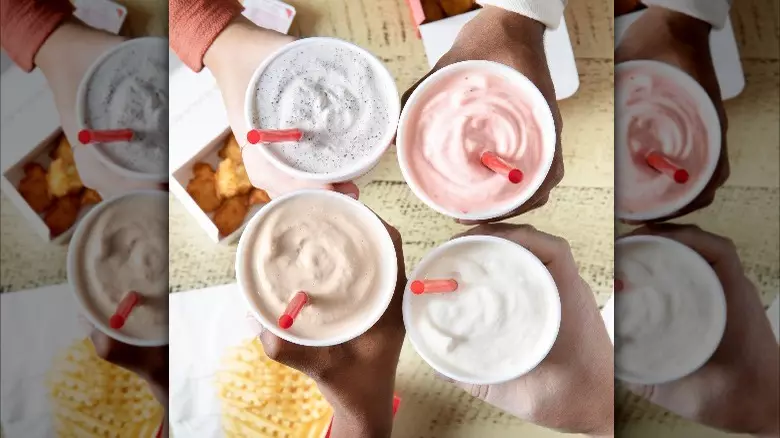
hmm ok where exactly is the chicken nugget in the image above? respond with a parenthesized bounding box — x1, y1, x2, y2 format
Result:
(192, 162, 215, 180)
(47, 157, 84, 197)
(214, 195, 249, 237)
(19, 163, 52, 213)
(218, 135, 243, 163)
(439, 0, 474, 16)
(44, 194, 80, 237)
(187, 176, 222, 213)
(80, 188, 102, 206)
(248, 188, 271, 206)
(216, 158, 252, 199)
(422, 0, 445, 21)
(49, 135, 74, 162)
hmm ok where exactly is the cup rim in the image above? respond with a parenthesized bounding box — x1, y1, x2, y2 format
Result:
(613, 234, 727, 385)
(402, 235, 561, 385)
(235, 190, 399, 347)
(242, 37, 401, 184)
(75, 36, 168, 184)
(615, 60, 723, 221)
(396, 60, 557, 221)
(66, 189, 169, 347)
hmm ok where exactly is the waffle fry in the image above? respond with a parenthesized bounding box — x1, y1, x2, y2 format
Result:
(47, 338, 164, 438)
(216, 338, 333, 438)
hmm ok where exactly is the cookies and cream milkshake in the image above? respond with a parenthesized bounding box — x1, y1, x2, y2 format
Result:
(397, 60, 556, 220)
(237, 191, 398, 346)
(615, 61, 720, 219)
(615, 236, 726, 383)
(68, 191, 168, 344)
(79, 37, 168, 179)
(245, 38, 399, 179)
(404, 236, 560, 384)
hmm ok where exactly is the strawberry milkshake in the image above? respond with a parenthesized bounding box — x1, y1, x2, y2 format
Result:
(397, 60, 556, 221)
(236, 191, 398, 347)
(616, 61, 721, 220)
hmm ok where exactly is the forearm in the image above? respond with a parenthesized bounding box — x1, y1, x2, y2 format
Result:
(329, 408, 393, 438)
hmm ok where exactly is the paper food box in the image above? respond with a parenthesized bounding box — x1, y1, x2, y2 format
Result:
(403, 0, 580, 100)
(169, 0, 296, 245)
(615, 4, 744, 100)
(0, 0, 126, 244)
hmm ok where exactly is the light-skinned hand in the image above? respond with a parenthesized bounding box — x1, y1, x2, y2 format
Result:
(203, 16, 359, 199)
(623, 224, 779, 437)
(440, 223, 614, 437)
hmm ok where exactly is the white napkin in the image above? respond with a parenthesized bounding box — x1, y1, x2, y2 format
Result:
(0, 284, 86, 438)
(169, 283, 256, 437)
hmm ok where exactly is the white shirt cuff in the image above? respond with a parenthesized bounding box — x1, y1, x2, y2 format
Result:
(477, 0, 567, 29)
(641, 0, 732, 29)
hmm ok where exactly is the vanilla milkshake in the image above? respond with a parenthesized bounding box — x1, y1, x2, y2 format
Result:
(68, 191, 168, 345)
(78, 37, 168, 180)
(403, 236, 560, 384)
(616, 61, 721, 220)
(615, 236, 726, 384)
(236, 191, 398, 346)
(244, 37, 399, 183)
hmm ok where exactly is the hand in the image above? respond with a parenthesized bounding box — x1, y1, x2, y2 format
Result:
(615, 7, 730, 221)
(440, 224, 614, 436)
(248, 219, 406, 438)
(401, 6, 564, 224)
(79, 317, 168, 407)
(203, 16, 359, 199)
(623, 224, 779, 437)
(33, 18, 162, 198)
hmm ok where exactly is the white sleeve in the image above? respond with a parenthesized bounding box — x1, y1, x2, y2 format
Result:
(641, 0, 733, 29)
(476, 0, 567, 29)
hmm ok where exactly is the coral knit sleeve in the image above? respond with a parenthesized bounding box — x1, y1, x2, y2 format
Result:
(0, 0, 74, 72)
(169, 0, 245, 72)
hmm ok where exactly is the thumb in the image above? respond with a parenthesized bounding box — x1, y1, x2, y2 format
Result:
(332, 182, 359, 200)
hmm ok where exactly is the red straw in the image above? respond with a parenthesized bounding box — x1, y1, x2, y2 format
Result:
(410, 279, 458, 295)
(247, 129, 303, 144)
(614, 279, 625, 292)
(646, 152, 689, 184)
(278, 291, 309, 330)
(480, 151, 523, 184)
(78, 129, 134, 144)
(109, 291, 141, 329)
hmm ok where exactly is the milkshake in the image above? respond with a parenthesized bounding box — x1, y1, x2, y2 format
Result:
(67, 191, 168, 346)
(236, 190, 398, 347)
(244, 38, 400, 183)
(397, 60, 557, 221)
(616, 61, 721, 221)
(403, 236, 561, 384)
(77, 37, 168, 181)
(615, 235, 726, 384)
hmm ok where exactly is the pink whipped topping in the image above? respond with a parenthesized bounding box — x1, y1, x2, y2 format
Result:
(616, 64, 712, 216)
(401, 67, 545, 214)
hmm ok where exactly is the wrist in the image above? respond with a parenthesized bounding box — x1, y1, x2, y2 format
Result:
(645, 6, 711, 43)
(477, 5, 545, 44)
(330, 406, 392, 438)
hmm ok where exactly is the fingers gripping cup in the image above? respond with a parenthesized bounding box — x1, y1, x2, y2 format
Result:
(236, 190, 399, 347)
(67, 191, 168, 347)
(76, 37, 168, 183)
(403, 236, 561, 385)
(615, 61, 721, 221)
(615, 236, 726, 384)
(397, 60, 557, 221)
(243, 37, 401, 184)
